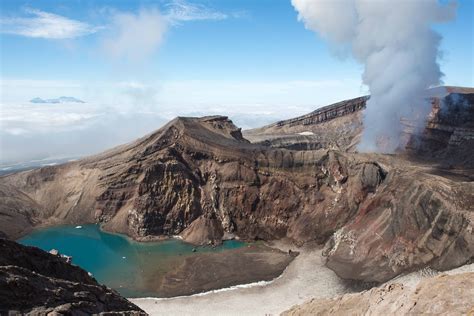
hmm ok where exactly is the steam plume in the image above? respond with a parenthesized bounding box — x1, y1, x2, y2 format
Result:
(291, 0, 456, 152)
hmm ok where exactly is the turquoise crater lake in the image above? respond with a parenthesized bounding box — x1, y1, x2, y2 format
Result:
(19, 224, 245, 297)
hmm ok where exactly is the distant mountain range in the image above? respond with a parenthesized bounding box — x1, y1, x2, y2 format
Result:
(30, 96, 85, 104)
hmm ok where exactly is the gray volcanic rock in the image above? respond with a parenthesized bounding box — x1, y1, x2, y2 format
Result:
(0, 239, 145, 314)
(283, 272, 474, 315)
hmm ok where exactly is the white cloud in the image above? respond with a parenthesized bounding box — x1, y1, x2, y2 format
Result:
(165, 0, 228, 23)
(100, 1, 232, 61)
(0, 8, 99, 39)
(101, 8, 168, 61)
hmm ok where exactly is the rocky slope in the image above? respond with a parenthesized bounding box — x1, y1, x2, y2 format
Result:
(322, 153, 474, 282)
(0, 238, 145, 314)
(1, 116, 387, 247)
(0, 88, 473, 284)
(0, 183, 42, 239)
(243, 96, 367, 152)
(282, 272, 474, 315)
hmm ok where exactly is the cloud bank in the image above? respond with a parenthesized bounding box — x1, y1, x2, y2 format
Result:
(292, 0, 456, 153)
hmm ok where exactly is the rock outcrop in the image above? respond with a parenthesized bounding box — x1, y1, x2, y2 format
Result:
(322, 153, 474, 282)
(0, 238, 145, 314)
(406, 90, 474, 168)
(0, 88, 473, 284)
(245, 87, 474, 166)
(282, 272, 474, 315)
(244, 96, 367, 152)
(0, 184, 41, 239)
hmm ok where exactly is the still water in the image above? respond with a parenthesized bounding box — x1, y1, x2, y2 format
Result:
(19, 224, 244, 297)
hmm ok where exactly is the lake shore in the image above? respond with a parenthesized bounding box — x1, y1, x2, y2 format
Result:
(131, 242, 353, 315)
(18, 224, 295, 299)
(151, 243, 296, 298)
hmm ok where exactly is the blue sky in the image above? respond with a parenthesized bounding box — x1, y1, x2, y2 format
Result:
(1, 0, 471, 83)
(1, 0, 362, 81)
(0, 0, 473, 164)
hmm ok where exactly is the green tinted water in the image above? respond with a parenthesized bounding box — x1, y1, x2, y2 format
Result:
(19, 224, 244, 297)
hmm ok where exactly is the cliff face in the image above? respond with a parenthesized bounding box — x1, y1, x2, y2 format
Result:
(245, 88, 474, 168)
(0, 239, 145, 314)
(406, 91, 474, 168)
(1, 116, 383, 247)
(1, 89, 473, 284)
(322, 154, 474, 282)
(283, 272, 474, 316)
(0, 184, 41, 239)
